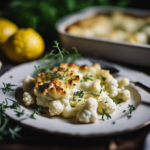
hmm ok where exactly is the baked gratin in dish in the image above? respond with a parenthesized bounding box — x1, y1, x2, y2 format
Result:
(67, 12, 150, 45)
(22, 63, 130, 124)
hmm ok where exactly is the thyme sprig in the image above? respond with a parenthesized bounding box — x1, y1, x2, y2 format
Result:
(0, 99, 22, 140)
(1, 83, 16, 94)
(14, 110, 25, 117)
(102, 109, 111, 121)
(34, 41, 81, 77)
(48, 71, 64, 80)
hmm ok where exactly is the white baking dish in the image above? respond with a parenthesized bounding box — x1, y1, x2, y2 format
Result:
(56, 6, 150, 67)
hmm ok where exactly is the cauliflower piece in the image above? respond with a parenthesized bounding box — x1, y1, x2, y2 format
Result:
(75, 99, 85, 111)
(98, 96, 116, 114)
(128, 32, 148, 44)
(61, 105, 78, 118)
(49, 100, 64, 116)
(116, 89, 130, 102)
(105, 78, 118, 98)
(76, 97, 98, 123)
(22, 75, 35, 92)
(23, 92, 35, 106)
(91, 79, 101, 93)
(118, 77, 130, 88)
(99, 69, 113, 83)
(36, 96, 51, 107)
(80, 80, 93, 91)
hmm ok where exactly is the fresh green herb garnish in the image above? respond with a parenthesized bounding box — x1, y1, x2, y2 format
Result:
(6, 98, 21, 110)
(90, 92, 100, 97)
(102, 109, 111, 121)
(8, 126, 22, 139)
(112, 121, 115, 124)
(105, 101, 108, 103)
(78, 100, 81, 102)
(34, 41, 81, 77)
(100, 75, 106, 81)
(9, 76, 13, 78)
(127, 114, 132, 119)
(73, 91, 84, 98)
(1, 83, 16, 94)
(128, 104, 136, 114)
(0, 99, 22, 140)
(123, 110, 126, 113)
(48, 71, 64, 80)
(83, 76, 93, 82)
(72, 98, 76, 101)
(89, 75, 93, 77)
(112, 98, 120, 105)
(14, 110, 25, 117)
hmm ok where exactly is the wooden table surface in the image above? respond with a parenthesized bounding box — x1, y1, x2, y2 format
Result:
(0, 51, 150, 150)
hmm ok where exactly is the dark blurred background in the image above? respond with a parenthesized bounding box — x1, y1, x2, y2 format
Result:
(0, 0, 150, 48)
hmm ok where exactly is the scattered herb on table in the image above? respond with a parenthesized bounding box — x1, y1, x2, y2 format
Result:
(1, 83, 16, 94)
(14, 110, 25, 117)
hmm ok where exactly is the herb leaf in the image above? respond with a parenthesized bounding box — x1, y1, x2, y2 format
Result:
(128, 104, 136, 114)
(48, 71, 64, 80)
(100, 75, 106, 81)
(73, 91, 84, 98)
(1, 83, 16, 94)
(83, 76, 93, 82)
(14, 110, 25, 117)
(90, 92, 100, 97)
(102, 109, 111, 121)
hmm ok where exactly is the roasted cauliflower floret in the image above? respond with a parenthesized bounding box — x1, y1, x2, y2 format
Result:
(105, 78, 118, 98)
(116, 89, 131, 102)
(23, 92, 35, 106)
(118, 77, 130, 88)
(91, 79, 101, 93)
(98, 96, 116, 114)
(49, 100, 64, 116)
(76, 97, 98, 123)
(22, 75, 35, 92)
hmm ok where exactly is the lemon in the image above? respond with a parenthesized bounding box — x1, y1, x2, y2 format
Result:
(2, 28, 45, 63)
(0, 18, 18, 45)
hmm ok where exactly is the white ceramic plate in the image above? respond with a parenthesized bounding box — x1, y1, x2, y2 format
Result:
(0, 59, 150, 137)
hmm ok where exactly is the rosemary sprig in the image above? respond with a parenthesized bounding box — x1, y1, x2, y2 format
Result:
(102, 109, 111, 121)
(1, 83, 16, 94)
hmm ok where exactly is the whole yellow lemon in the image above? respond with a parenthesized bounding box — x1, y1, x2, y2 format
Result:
(2, 28, 45, 63)
(0, 18, 18, 45)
